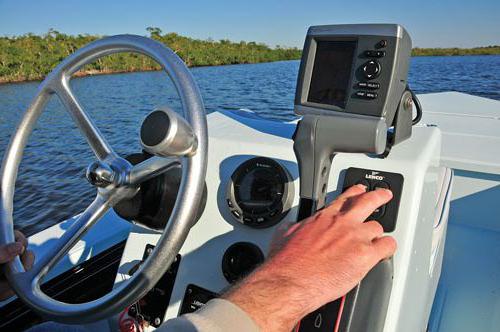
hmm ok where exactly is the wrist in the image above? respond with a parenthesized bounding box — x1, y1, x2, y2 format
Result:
(223, 263, 311, 331)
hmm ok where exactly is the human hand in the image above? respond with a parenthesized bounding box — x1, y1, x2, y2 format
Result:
(223, 184, 396, 331)
(0, 230, 35, 301)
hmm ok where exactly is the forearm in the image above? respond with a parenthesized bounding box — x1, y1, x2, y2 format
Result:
(159, 298, 260, 332)
(223, 263, 313, 332)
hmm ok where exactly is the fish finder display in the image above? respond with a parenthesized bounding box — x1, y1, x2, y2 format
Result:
(307, 40, 357, 108)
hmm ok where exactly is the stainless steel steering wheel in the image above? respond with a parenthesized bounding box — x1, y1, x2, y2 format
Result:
(0, 35, 208, 323)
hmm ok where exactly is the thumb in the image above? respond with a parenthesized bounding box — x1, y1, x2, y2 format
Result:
(0, 242, 24, 264)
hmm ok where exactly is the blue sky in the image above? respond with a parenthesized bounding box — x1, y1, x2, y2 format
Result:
(0, 0, 499, 48)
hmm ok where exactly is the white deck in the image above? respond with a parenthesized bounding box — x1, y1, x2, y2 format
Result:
(419, 93, 500, 331)
(419, 92, 500, 174)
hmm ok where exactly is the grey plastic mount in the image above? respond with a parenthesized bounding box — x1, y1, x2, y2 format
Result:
(388, 90, 413, 150)
(306, 23, 405, 38)
(293, 114, 387, 205)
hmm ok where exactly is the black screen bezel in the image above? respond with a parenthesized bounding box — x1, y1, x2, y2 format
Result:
(306, 39, 358, 109)
(299, 36, 359, 112)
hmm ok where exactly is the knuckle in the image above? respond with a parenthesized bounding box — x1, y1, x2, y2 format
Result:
(376, 236, 398, 256)
(353, 242, 371, 257)
(311, 211, 324, 222)
(373, 189, 393, 202)
(336, 223, 356, 240)
(330, 214, 343, 225)
(366, 220, 384, 234)
(343, 231, 356, 243)
(345, 184, 366, 195)
(364, 190, 387, 204)
(385, 237, 398, 250)
(356, 245, 375, 266)
(359, 243, 372, 256)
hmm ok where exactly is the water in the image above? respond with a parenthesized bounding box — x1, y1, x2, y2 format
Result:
(0, 55, 499, 236)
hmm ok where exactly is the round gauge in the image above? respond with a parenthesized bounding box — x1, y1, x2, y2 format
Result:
(226, 157, 294, 228)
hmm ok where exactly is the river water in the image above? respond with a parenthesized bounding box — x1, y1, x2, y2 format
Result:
(0, 55, 499, 235)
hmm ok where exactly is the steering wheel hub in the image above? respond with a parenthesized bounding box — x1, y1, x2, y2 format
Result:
(86, 157, 135, 188)
(86, 160, 117, 187)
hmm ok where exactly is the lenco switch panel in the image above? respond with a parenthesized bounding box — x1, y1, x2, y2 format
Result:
(342, 167, 404, 232)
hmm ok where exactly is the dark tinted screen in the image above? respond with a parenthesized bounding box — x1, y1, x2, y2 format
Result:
(236, 168, 283, 213)
(307, 40, 357, 108)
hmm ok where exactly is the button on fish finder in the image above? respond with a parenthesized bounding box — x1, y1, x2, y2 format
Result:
(355, 91, 378, 100)
(376, 39, 388, 48)
(366, 82, 380, 89)
(364, 50, 386, 58)
(363, 60, 381, 79)
(358, 81, 380, 89)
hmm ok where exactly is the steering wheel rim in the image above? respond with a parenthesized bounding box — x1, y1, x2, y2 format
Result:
(0, 35, 208, 323)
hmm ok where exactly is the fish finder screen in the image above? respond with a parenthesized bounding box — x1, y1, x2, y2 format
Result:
(307, 40, 357, 108)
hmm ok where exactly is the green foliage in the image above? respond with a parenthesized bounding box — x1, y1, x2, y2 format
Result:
(1, 28, 499, 84)
(412, 45, 500, 56)
(0, 28, 302, 83)
(146, 27, 163, 38)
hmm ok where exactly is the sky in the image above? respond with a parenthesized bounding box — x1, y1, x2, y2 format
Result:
(0, 0, 499, 48)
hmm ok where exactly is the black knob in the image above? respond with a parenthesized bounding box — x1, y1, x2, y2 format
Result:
(362, 60, 381, 79)
(140, 107, 197, 157)
(222, 242, 264, 283)
(140, 110, 171, 146)
(376, 39, 388, 48)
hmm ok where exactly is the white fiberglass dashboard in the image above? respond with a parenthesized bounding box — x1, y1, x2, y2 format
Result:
(113, 107, 450, 332)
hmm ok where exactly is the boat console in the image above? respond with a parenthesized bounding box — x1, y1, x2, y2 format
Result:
(112, 24, 451, 331)
(0, 24, 456, 332)
(291, 25, 450, 332)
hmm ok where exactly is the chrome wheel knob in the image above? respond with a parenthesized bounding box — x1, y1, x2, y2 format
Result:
(86, 161, 116, 187)
(140, 107, 197, 157)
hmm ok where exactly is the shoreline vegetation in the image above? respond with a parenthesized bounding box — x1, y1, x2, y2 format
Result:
(1, 28, 499, 84)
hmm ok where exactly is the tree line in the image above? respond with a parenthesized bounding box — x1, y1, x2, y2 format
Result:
(0, 28, 301, 83)
(0, 28, 498, 84)
(412, 45, 500, 56)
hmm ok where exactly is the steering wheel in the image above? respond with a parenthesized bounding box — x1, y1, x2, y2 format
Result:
(0, 35, 208, 323)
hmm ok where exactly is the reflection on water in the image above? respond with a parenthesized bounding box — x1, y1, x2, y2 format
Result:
(0, 56, 499, 235)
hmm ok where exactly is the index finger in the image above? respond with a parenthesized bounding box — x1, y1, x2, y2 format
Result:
(323, 184, 367, 216)
(340, 188, 393, 222)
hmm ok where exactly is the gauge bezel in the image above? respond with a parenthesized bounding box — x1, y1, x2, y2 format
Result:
(226, 157, 294, 228)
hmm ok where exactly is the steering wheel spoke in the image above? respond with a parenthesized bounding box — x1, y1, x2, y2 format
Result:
(54, 79, 116, 161)
(127, 156, 180, 185)
(29, 194, 112, 279)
